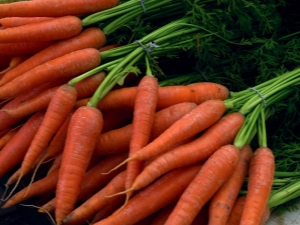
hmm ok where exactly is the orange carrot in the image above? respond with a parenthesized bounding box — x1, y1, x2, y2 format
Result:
(208, 144, 253, 225)
(94, 102, 197, 156)
(77, 82, 229, 110)
(0, 48, 101, 100)
(0, 112, 44, 180)
(0, 17, 55, 29)
(0, 55, 29, 75)
(225, 196, 246, 225)
(93, 163, 203, 225)
(0, 0, 120, 18)
(0, 127, 20, 149)
(164, 144, 240, 225)
(239, 147, 275, 225)
(0, 41, 54, 55)
(55, 106, 103, 224)
(47, 154, 63, 176)
(125, 75, 159, 203)
(0, 16, 82, 43)
(0, 27, 106, 86)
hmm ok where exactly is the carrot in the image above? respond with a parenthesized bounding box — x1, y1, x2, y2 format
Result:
(0, 15, 82, 43)
(0, 41, 54, 56)
(225, 196, 246, 225)
(93, 163, 203, 225)
(47, 154, 63, 175)
(2, 169, 59, 208)
(55, 106, 103, 224)
(77, 82, 229, 111)
(125, 75, 159, 204)
(0, 0, 120, 18)
(0, 126, 20, 149)
(0, 27, 106, 86)
(0, 17, 55, 29)
(0, 112, 44, 181)
(94, 102, 197, 156)
(239, 147, 275, 225)
(164, 144, 240, 225)
(99, 43, 122, 52)
(208, 144, 253, 225)
(0, 48, 101, 100)
(0, 55, 13, 71)
(0, 55, 29, 76)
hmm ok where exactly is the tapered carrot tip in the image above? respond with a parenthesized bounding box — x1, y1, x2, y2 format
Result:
(102, 158, 131, 175)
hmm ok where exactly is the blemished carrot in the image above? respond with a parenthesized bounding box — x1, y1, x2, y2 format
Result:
(0, 41, 54, 56)
(0, 55, 29, 75)
(0, 127, 20, 149)
(164, 144, 240, 225)
(208, 144, 253, 225)
(0, 111, 44, 180)
(0, 0, 120, 18)
(0, 17, 55, 29)
(93, 163, 203, 225)
(125, 75, 159, 203)
(239, 147, 275, 225)
(55, 106, 103, 225)
(225, 196, 246, 225)
(0, 15, 82, 43)
(0, 48, 101, 100)
(2, 169, 59, 208)
(0, 27, 106, 86)
(77, 82, 229, 110)
(107, 99, 228, 174)
(94, 102, 197, 156)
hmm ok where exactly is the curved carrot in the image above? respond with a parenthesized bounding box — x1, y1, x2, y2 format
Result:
(0, 27, 105, 86)
(0, 41, 54, 55)
(164, 144, 240, 225)
(0, 0, 120, 18)
(94, 102, 197, 156)
(0, 48, 101, 100)
(208, 144, 253, 225)
(239, 147, 275, 225)
(0, 17, 55, 29)
(120, 112, 245, 201)
(55, 106, 103, 224)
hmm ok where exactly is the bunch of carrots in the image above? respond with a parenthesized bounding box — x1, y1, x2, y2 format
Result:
(1, 1, 300, 225)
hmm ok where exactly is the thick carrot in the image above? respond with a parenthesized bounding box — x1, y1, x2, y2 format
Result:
(93, 163, 203, 225)
(0, 48, 101, 99)
(125, 75, 159, 203)
(77, 82, 229, 110)
(0, 111, 44, 180)
(0, 17, 55, 29)
(0, 27, 106, 86)
(0, 41, 54, 55)
(0, 16, 82, 43)
(94, 102, 197, 156)
(55, 106, 103, 224)
(0, 127, 20, 149)
(0, 0, 120, 18)
(164, 144, 240, 225)
(225, 196, 246, 225)
(208, 144, 253, 225)
(239, 147, 275, 225)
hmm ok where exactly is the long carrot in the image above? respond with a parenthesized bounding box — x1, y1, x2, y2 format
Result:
(0, 27, 106, 86)
(0, 17, 55, 29)
(93, 163, 203, 225)
(0, 41, 54, 55)
(125, 75, 159, 204)
(164, 144, 240, 225)
(94, 102, 197, 156)
(239, 147, 275, 225)
(55, 106, 103, 225)
(0, 0, 120, 18)
(208, 144, 253, 225)
(0, 48, 101, 100)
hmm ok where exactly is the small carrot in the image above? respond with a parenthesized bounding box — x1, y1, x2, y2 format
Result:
(225, 196, 246, 225)
(164, 144, 240, 225)
(55, 106, 103, 224)
(208, 144, 253, 225)
(93, 163, 203, 225)
(0, 17, 55, 29)
(0, 55, 29, 75)
(239, 147, 275, 225)
(0, 16, 82, 43)
(0, 0, 120, 18)
(0, 126, 20, 149)
(0, 48, 101, 100)
(94, 102, 197, 156)
(0, 27, 106, 86)
(0, 41, 54, 56)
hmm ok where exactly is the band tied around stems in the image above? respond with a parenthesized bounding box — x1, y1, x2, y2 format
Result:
(135, 40, 159, 52)
(139, 0, 146, 12)
(248, 87, 267, 108)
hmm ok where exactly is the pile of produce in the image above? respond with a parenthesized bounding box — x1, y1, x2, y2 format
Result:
(1, 0, 300, 224)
